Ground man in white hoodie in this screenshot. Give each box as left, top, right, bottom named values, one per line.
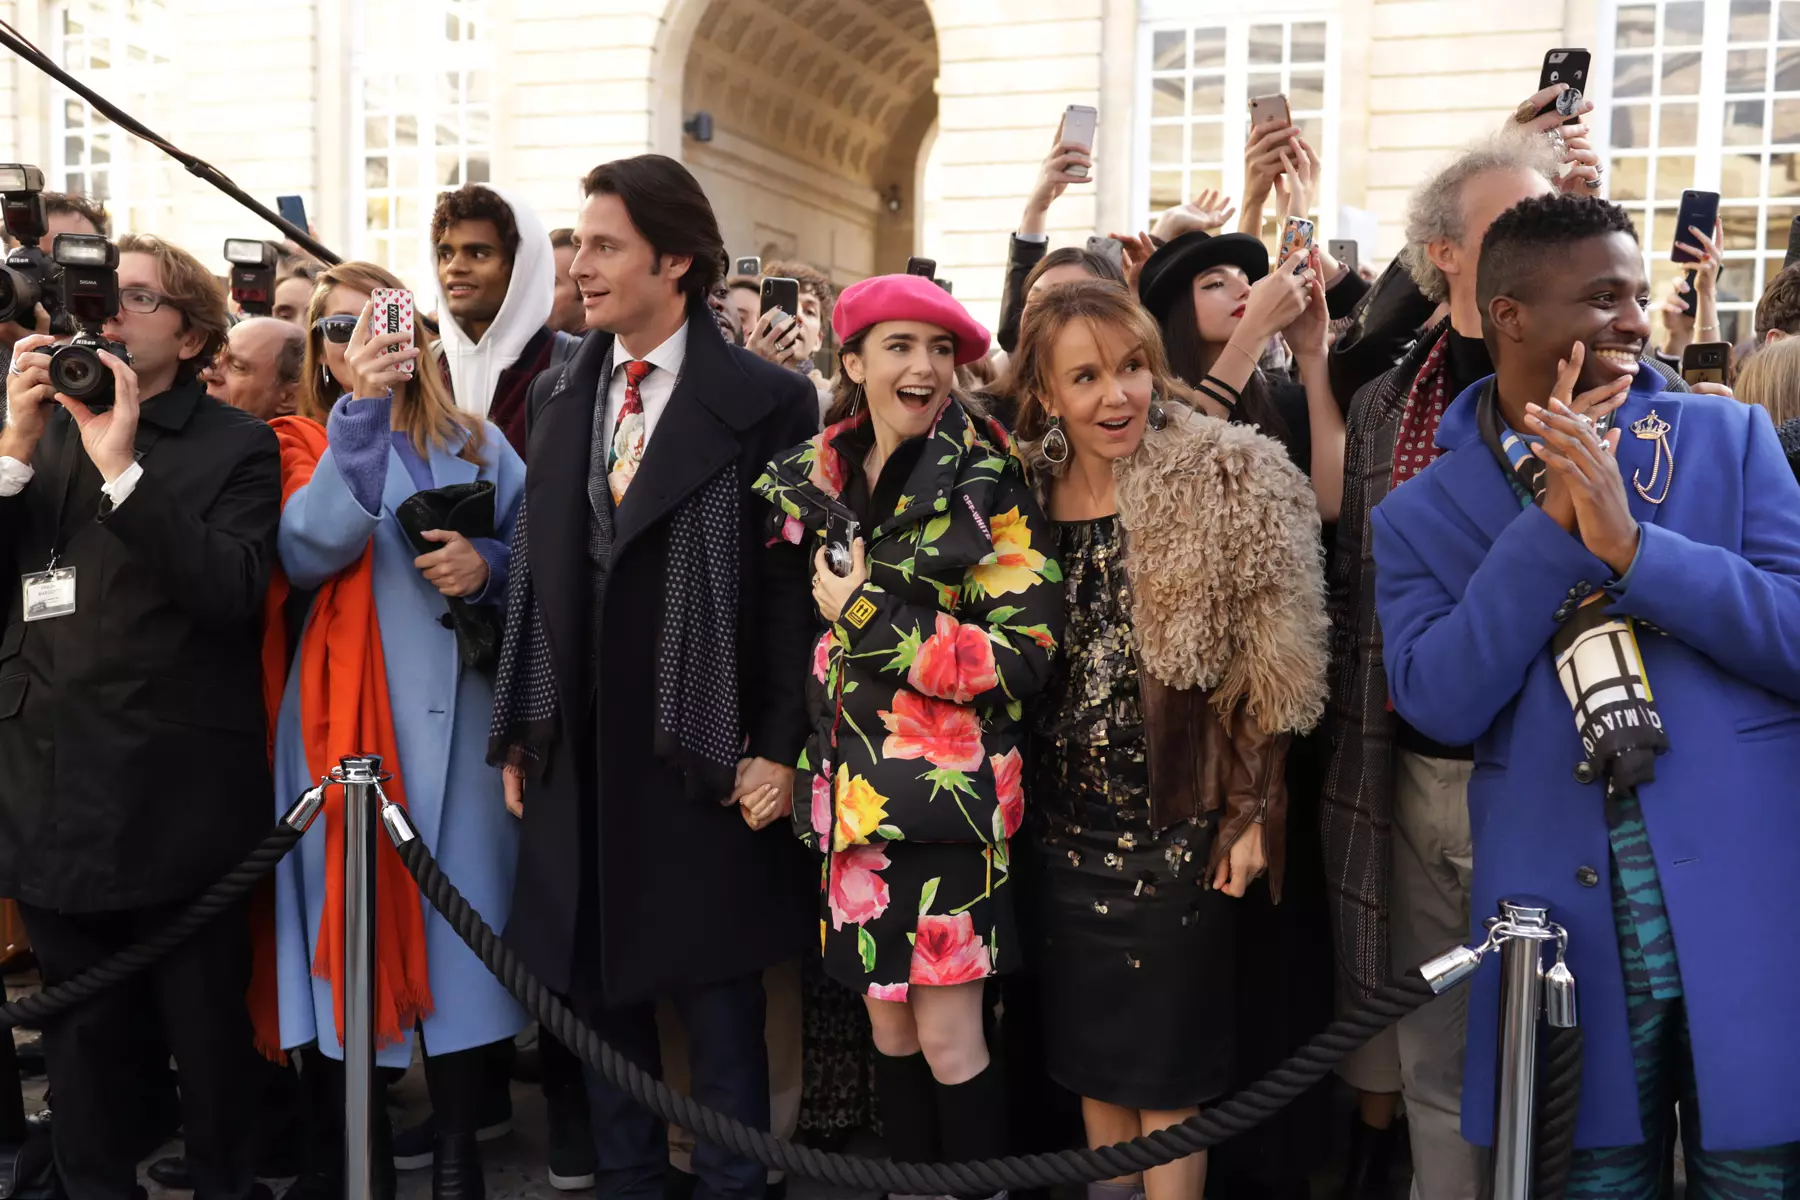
left=432, top=183, right=580, bottom=460
left=421, top=184, right=595, bottom=1191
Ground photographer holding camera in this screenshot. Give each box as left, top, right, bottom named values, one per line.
left=0, top=229, right=280, bottom=1200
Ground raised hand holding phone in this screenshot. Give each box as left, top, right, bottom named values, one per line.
left=342, top=300, right=420, bottom=399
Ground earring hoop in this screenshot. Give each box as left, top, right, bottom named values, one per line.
left=1042, top=415, right=1070, bottom=464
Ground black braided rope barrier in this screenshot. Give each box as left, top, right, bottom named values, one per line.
left=1534, top=1024, right=1585, bottom=1200
left=400, top=834, right=1453, bottom=1192
left=0, top=821, right=304, bottom=1029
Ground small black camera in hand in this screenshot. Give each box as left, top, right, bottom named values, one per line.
left=47, top=233, right=130, bottom=410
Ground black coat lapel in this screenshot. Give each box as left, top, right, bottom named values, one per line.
left=611, top=316, right=774, bottom=555
left=526, top=330, right=611, bottom=706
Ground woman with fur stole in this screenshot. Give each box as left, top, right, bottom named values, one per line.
left=1013, top=280, right=1329, bottom=1200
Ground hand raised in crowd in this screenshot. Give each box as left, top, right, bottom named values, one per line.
left=1239, top=121, right=1296, bottom=235
left=1660, top=275, right=1697, bottom=358
left=413, top=529, right=490, bottom=598
left=1511, top=82, right=1597, bottom=139
left=1510, top=84, right=1602, bottom=193
left=732, top=756, right=795, bottom=831
left=1212, top=823, right=1267, bottom=898
left=1022, top=139, right=1095, bottom=235
left=1235, top=247, right=1316, bottom=349
left=1, top=333, right=61, bottom=463
left=1676, top=222, right=1725, bottom=340
left=749, top=308, right=806, bottom=369
left=812, top=538, right=869, bottom=625
left=341, top=300, right=419, bottom=400
left=1105, top=231, right=1157, bottom=291
left=58, top=349, right=141, bottom=484
left=1152, top=189, right=1237, bottom=242
left=1553, top=120, right=1604, bottom=193
left=1280, top=246, right=1332, bottom=363
left=1273, top=136, right=1321, bottom=230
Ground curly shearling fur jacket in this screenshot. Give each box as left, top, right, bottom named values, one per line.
left=1106, top=403, right=1329, bottom=898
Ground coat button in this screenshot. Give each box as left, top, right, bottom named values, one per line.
left=1575, top=580, right=1594, bottom=597
left=1554, top=603, right=1573, bottom=622
left=1576, top=865, right=1599, bottom=888
left=1573, top=761, right=1596, bottom=785
left=438, top=612, right=455, bottom=629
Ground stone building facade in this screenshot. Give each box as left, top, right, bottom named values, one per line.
left=0, top=0, right=1787, bottom=340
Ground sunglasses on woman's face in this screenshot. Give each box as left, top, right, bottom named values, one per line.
left=314, top=315, right=359, bottom=344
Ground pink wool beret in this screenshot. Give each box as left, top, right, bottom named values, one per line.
left=832, top=274, right=992, bottom=366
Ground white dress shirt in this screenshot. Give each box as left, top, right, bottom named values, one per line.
left=603, top=320, right=689, bottom=452
left=0, top=456, right=141, bottom=506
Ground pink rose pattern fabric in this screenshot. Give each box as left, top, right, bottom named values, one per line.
left=753, top=400, right=1063, bottom=992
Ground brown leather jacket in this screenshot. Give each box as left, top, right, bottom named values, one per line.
left=1107, top=405, right=1330, bottom=903
left=1141, top=673, right=1292, bottom=899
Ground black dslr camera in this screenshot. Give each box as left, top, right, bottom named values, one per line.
left=0, top=163, right=72, bottom=335
left=46, top=233, right=129, bottom=410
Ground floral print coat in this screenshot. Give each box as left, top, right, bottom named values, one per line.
left=753, top=400, right=1063, bottom=984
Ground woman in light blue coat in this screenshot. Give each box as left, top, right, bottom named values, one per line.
left=271, top=261, right=525, bottom=1198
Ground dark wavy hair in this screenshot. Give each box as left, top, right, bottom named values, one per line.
left=431, top=184, right=521, bottom=263
left=581, top=155, right=724, bottom=308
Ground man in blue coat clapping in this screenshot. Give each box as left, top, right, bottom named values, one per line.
left=1373, top=193, right=1800, bottom=1192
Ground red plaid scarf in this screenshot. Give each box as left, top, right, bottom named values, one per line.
left=1388, top=330, right=1453, bottom=492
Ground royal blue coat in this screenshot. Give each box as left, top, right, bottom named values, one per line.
left=271, top=417, right=528, bottom=1064
left=1372, top=371, right=1800, bottom=1151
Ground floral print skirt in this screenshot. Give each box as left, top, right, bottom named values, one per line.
left=820, top=840, right=1017, bottom=1001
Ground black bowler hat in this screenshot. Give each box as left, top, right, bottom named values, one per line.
left=1136, top=231, right=1272, bottom=322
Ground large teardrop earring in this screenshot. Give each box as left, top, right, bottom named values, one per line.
left=1042, top=414, right=1070, bottom=464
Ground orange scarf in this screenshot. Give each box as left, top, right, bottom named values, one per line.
left=248, top=416, right=434, bottom=1060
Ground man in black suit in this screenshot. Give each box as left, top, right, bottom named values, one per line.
left=491, top=156, right=816, bottom=1200
left=0, top=233, right=280, bottom=1200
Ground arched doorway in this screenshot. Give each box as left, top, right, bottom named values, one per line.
left=666, top=0, right=940, bottom=283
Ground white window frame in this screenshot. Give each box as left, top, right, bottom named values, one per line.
left=1133, top=1, right=1341, bottom=238
left=48, top=0, right=171, bottom=232
left=350, top=0, right=494, bottom=289
left=1594, top=0, right=1800, bottom=342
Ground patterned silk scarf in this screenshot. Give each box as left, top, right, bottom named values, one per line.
left=1387, top=329, right=1454, bottom=492
left=1475, top=382, right=1669, bottom=811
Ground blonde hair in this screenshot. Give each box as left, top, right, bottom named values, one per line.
left=298, top=261, right=485, bottom=464
left=1733, top=336, right=1800, bottom=425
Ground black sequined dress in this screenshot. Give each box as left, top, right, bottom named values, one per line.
left=1029, top=515, right=1237, bottom=1110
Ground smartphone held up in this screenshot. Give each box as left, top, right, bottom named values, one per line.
left=1058, top=105, right=1097, bottom=179
left=369, top=287, right=417, bottom=379
left=1537, top=48, right=1591, bottom=125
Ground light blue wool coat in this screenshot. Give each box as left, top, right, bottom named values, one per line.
left=271, top=409, right=527, bottom=1063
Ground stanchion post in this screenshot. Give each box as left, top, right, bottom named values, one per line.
left=335, top=755, right=385, bottom=1200
left=1491, top=895, right=1557, bottom=1200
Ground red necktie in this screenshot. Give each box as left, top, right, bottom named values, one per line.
left=607, top=359, right=655, bottom=504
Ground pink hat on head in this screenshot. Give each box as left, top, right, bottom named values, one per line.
left=831, top=274, right=992, bottom=366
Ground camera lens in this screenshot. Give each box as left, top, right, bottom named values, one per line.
left=0, top=264, right=37, bottom=325
left=49, top=341, right=113, bottom=407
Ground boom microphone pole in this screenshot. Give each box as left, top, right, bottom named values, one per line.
left=0, top=18, right=340, bottom=265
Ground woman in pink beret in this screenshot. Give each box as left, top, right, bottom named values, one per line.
left=754, top=274, right=1062, bottom=1188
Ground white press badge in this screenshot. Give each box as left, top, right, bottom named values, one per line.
left=22, top=565, right=75, bottom=622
